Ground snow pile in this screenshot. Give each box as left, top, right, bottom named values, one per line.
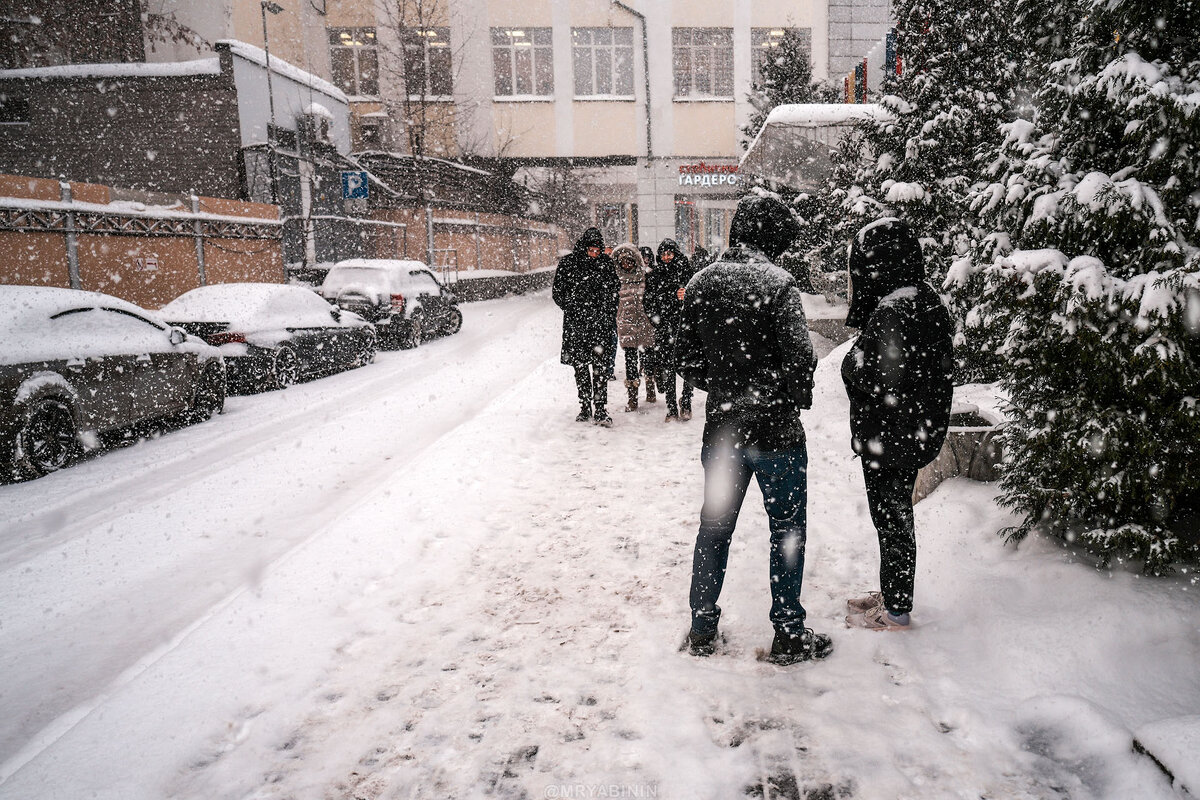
left=162, top=283, right=340, bottom=332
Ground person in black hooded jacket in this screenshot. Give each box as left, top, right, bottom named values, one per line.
left=643, top=238, right=695, bottom=421
left=552, top=227, right=620, bottom=426
left=840, top=217, right=954, bottom=630
left=675, top=195, right=832, bottom=666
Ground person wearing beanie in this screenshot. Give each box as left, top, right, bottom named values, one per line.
left=841, top=217, right=954, bottom=630
left=552, top=227, right=620, bottom=427
left=675, top=194, right=831, bottom=666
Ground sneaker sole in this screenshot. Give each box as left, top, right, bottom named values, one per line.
left=844, top=613, right=911, bottom=631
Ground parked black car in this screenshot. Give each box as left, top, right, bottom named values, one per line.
left=319, top=259, right=463, bottom=349
left=161, top=283, right=376, bottom=392
left=0, top=286, right=225, bottom=479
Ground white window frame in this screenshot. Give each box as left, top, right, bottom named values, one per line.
left=673, top=27, right=734, bottom=100
left=403, top=26, right=453, bottom=101
left=572, top=27, right=634, bottom=99
left=328, top=27, right=379, bottom=99
left=751, top=27, right=812, bottom=91
left=491, top=27, right=554, bottom=99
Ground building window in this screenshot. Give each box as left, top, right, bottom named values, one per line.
left=328, top=28, right=378, bottom=97
left=673, top=28, right=733, bottom=99
left=358, top=118, right=384, bottom=150
left=403, top=27, right=453, bottom=97
left=596, top=203, right=631, bottom=244
left=491, top=28, right=553, bottom=97
left=572, top=27, right=633, bottom=97
left=751, top=27, right=811, bottom=90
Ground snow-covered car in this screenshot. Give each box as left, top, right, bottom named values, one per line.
left=0, top=285, right=225, bottom=479
left=161, top=282, right=376, bottom=392
left=319, top=259, right=463, bottom=349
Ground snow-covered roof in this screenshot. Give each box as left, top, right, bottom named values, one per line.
left=0, top=58, right=221, bottom=81
left=761, top=103, right=889, bottom=128
left=302, top=102, right=334, bottom=120
left=217, top=40, right=348, bottom=104
left=0, top=285, right=169, bottom=365
left=162, top=283, right=337, bottom=330
left=741, top=103, right=891, bottom=190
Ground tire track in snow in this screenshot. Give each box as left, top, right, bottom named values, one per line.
left=0, top=297, right=561, bottom=775
left=0, top=296, right=541, bottom=567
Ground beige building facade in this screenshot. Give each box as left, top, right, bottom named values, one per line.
left=219, top=0, right=881, bottom=253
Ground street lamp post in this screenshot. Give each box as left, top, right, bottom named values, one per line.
left=261, top=1, right=285, bottom=204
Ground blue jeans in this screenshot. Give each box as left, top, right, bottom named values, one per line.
left=689, top=442, right=809, bottom=637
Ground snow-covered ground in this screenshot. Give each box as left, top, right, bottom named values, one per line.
left=0, top=292, right=1196, bottom=799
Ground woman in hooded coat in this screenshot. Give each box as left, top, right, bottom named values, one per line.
left=612, top=243, right=656, bottom=411
left=552, top=227, right=620, bottom=426
left=840, top=217, right=954, bottom=630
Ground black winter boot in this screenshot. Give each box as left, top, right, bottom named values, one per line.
left=762, top=629, right=833, bottom=665
left=576, top=404, right=592, bottom=422
left=594, top=408, right=613, bottom=427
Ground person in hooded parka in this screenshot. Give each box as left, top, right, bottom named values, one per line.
left=552, top=227, right=620, bottom=427
left=675, top=196, right=832, bottom=666
left=643, top=238, right=694, bottom=421
left=611, top=243, right=656, bottom=412
left=840, top=217, right=954, bottom=630
left=636, top=246, right=660, bottom=404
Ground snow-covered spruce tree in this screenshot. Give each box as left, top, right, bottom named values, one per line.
left=742, top=28, right=839, bottom=147
left=740, top=28, right=839, bottom=286
left=822, top=0, right=1022, bottom=293
left=959, top=0, right=1200, bottom=571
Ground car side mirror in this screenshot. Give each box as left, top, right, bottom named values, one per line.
left=169, top=327, right=187, bottom=346
left=330, top=307, right=342, bottom=322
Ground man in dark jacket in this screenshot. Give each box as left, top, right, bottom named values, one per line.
left=552, top=228, right=620, bottom=427
left=644, top=239, right=695, bottom=421
left=675, top=196, right=832, bottom=665
left=840, top=217, right=954, bottom=630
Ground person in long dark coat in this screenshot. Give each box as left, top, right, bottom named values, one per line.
left=675, top=196, right=831, bottom=666
left=643, top=238, right=694, bottom=421
left=841, top=217, right=954, bottom=630
left=552, top=227, right=620, bottom=426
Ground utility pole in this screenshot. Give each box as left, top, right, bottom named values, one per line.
left=261, top=1, right=285, bottom=204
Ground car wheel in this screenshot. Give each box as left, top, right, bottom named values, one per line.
left=400, top=319, right=421, bottom=350
left=15, top=398, right=77, bottom=478
left=443, top=307, right=463, bottom=336
left=356, top=332, right=377, bottom=366
left=269, top=345, right=301, bottom=390
left=188, top=365, right=226, bottom=423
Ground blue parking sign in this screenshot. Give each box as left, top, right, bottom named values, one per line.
left=342, top=170, right=369, bottom=200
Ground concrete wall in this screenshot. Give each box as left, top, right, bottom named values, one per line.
left=0, top=175, right=283, bottom=310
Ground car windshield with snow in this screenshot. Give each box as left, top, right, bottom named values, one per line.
left=161, top=282, right=376, bottom=392
left=0, top=285, right=225, bottom=479
left=320, top=259, right=463, bottom=349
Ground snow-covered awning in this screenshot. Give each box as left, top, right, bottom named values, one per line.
left=741, top=103, right=889, bottom=191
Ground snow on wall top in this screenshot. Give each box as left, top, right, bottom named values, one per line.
left=762, top=103, right=889, bottom=128
left=217, top=40, right=347, bottom=104
left=0, top=58, right=221, bottom=81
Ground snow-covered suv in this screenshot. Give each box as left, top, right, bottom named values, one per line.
left=319, top=259, right=462, bottom=349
